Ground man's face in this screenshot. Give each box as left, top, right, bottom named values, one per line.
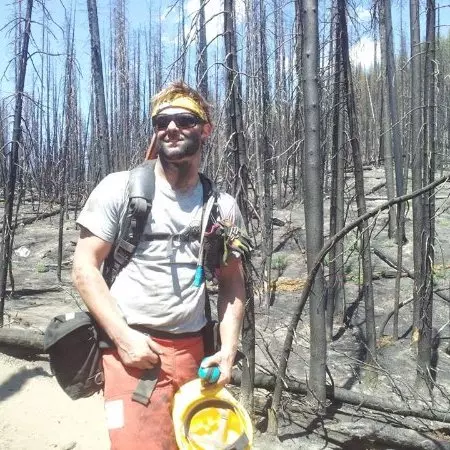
left=153, top=107, right=210, bottom=162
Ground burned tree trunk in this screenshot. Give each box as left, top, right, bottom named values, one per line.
left=415, top=0, right=436, bottom=393
left=301, top=0, right=326, bottom=412
left=223, top=0, right=255, bottom=414
left=0, top=0, right=34, bottom=327
left=196, top=0, right=208, bottom=98
left=338, top=0, right=377, bottom=367
left=57, top=17, right=76, bottom=282
left=87, top=0, right=111, bottom=178
left=328, top=3, right=346, bottom=339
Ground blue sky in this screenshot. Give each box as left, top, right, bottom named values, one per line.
left=1, top=1, right=155, bottom=95
left=1, top=0, right=450, bottom=98
left=0, top=0, right=244, bottom=97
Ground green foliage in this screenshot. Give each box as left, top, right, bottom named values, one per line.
left=437, top=218, right=450, bottom=228
left=433, top=264, right=450, bottom=281
left=36, top=262, right=49, bottom=273
left=272, top=254, right=289, bottom=276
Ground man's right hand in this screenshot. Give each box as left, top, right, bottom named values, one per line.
left=116, top=328, right=164, bottom=369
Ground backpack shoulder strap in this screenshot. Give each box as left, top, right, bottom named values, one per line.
left=197, top=172, right=220, bottom=322
left=103, top=160, right=156, bottom=287
left=127, top=160, right=156, bottom=242
left=199, top=172, right=219, bottom=226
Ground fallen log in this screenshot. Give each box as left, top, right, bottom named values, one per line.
left=0, top=328, right=45, bottom=354
left=7, top=286, right=63, bottom=296
left=231, top=371, right=450, bottom=424
left=0, top=209, right=61, bottom=230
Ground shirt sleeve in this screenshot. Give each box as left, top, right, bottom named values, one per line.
left=217, top=192, right=246, bottom=231
left=76, top=171, right=129, bottom=242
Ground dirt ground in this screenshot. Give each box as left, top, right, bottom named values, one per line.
left=2, top=167, right=450, bottom=449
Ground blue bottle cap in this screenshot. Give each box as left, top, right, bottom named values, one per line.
left=198, top=365, right=220, bottom=384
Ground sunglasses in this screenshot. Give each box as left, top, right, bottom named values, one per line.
left=152, top=113, right=204, bottom=131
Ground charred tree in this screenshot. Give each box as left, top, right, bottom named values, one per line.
left=223, top=0, right=255, bottom=414
left=415, top=0, right=436, bottom=392
left=301, top=0, right=327, bottom=412
left=57, top=16, right=76, bottom=282
left=87, top=0, right=111, bottom=178
left=327, top=2, right=346, bottom=339
left=0, top=0, right=34, bottom=327
left=196, top=0, right=208, bottom=98
left=249, top=0, right=273, bottom=309
left=378, top=6, right=396, bottom=239
left=410, top=0, right=424, bottom=337
left=338, top=0, right=377, bottom=367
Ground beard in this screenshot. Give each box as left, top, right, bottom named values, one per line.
left=156, top=131, right=202, bottom=162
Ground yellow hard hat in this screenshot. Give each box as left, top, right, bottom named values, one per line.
left=172, top=378, right=253, bottom=449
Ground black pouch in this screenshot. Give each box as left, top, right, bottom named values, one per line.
left=202, top=320, right=221, bottom=357
left=44, top=311, right=105, bottom=400
left=202, top=227, right=225, bottom=285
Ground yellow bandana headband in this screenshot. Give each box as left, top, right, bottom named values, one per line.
left=151, top=95, right=208, bottom=122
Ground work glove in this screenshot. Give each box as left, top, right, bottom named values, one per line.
left=203, top=220, right=253, bottom=284
left=218, top=220, right=253, bottom=260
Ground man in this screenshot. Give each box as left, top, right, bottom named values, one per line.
left=72, top=81, right=246, bottom=449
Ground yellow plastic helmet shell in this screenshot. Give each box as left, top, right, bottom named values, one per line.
left=172, top=378, right=253, bottom=449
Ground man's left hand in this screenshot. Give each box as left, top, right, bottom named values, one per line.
left=200, top=350, right=235, bottom=387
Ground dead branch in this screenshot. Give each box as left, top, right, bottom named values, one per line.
left=365, top=181, right=386, bottom=195
left=373, top=247, right=413, bottom=277
left=379, top=297, right=414, bottom=336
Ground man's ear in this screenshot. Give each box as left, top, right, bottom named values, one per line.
left=201, top=122, right=212, bottom=139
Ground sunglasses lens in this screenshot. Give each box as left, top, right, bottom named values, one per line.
left=153, top=114, right=201, bottom=130
left=177, top=115, right=198, bottom=128
left=153, top=116, right=171, bottom=130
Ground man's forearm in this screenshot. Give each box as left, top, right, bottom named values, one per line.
left=218, top=298, right=244, bottom=363
left=72, top=263, right=129, bottom=345
left=217, top=257, right=245, bottom=364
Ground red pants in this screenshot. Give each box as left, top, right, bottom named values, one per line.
left=102, top=335, right=204, bottom=450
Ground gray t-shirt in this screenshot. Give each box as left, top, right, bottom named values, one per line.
left=77, top=170, right=244, bottom=333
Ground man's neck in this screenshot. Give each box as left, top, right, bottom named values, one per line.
left=156, top=158, right=200, bottom=192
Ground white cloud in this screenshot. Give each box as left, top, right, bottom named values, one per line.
left=355, top=7, right=372, bottom=23
left=185, top=0, right=245, bottom=43
left=350, top=36, right=380, bottom=69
